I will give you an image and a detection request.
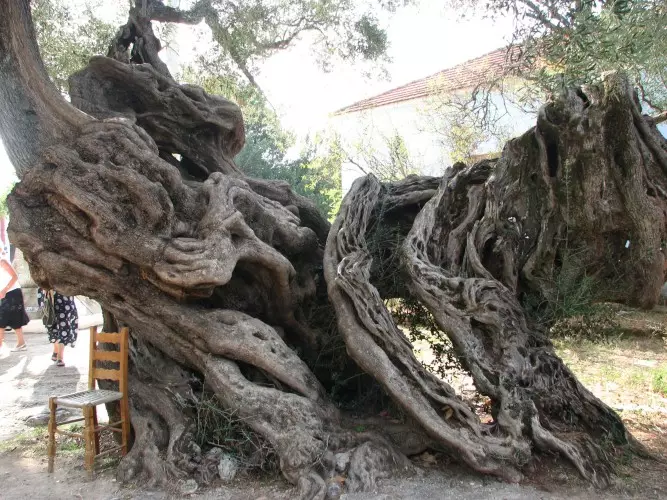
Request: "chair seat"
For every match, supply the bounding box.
[54,389,123,408]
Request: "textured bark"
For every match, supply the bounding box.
[1,1,665,497]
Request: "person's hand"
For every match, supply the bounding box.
[0,290,6,300]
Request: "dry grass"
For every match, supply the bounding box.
[554,306,667,403]
[0,422,122,472]
[410,303,667,460]
[553,306,667,461]
[0,424,83,457]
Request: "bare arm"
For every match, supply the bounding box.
[0,260,18,299]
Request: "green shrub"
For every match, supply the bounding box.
[390,297,462,380]
[653,368,667,396]
[524,247,622,341]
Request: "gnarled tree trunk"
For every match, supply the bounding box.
[1,1,665,498]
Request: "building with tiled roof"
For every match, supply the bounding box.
[334,48,513,116]
[330,47,537,193]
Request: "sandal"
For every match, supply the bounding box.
[10,344,27,352]
[56,359,65,367]
[51,353,58,362]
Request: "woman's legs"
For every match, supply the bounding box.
[56,342,65,364]
[14,327,25,347]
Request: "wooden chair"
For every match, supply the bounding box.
[47,326,131,478]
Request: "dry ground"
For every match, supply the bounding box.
[1,310,666,499]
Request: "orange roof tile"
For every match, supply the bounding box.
[334,47,515,115]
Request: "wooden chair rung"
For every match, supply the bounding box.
[95,445,123,459]
[54,429,84,439]
[48,326,131,477]
[92,368,121,381]
[95,425,123,434]
[95,332,121,343]
[55,417,85,426]
[93,350,121,362]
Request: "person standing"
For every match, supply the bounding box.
[38,288,78,366]
[0,249,29,351]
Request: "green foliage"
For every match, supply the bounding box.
[523,248,623,341]
[382,134,419,180]
[31,0,121,94]
[522,0,667,112]
[345,130,421,181]
[351,14,389,61]
[653,367,667,396]
[0,183,15,218]
[444,122,486,163]
[390,297,461,379]
[199,0,402,85]
[545,250,600,321]
[451,0,667,113]
[31,0,406,94]
[419,76,521,164]
[239,133,343,220]
[421,102,500,164]
[181,66,342,218]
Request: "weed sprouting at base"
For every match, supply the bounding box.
[177,390,279,478]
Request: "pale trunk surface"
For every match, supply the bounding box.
[1,1,666,498]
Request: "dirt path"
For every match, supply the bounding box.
[0,325,107,440]
[1,324,667,499]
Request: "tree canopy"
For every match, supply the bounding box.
[180,65,342,218]
[0,184,13,218]
[109,0,410,90]
[32,0,120,93]
[436,0,666,142]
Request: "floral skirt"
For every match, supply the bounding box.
[38,289,79,347]
[0,288,30,329]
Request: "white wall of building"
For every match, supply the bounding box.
[331,98,443,193]
[329,90,538,194]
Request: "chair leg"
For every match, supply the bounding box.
[120,399,130,456]
[83,407,95,479]
[47,397,57,473]
[92,406,100,455]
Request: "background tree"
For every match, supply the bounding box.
[441,0,667,135]
[1,1,666,499]
[344,131,421,181]
[419,98,512,163]
[106,0,411,90]
[181,65,342,218]
[31,0,120,93]
[0,184,14,253]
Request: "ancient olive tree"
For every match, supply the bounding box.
[1,0,666,498]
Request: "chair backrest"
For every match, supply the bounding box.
[88,326,129,395]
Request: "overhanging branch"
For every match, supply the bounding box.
[142,0,212,24]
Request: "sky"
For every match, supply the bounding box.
[0,1,514,189]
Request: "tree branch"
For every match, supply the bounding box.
[140,0,211,24]
[636,78,666,114]
[520,0,561,31]
[652,111,667,125]
[345,156,370,176]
